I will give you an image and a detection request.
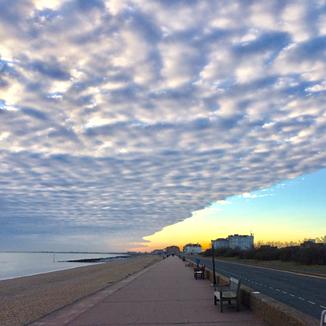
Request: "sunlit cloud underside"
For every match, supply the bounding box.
[0,0,325,251]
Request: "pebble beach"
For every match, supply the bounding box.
[0,255,160,326]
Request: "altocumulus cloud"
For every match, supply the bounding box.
[0,0,325,251]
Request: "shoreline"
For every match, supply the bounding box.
[0,255,160,326]
[0,258,125,282]
[0,253,130,281]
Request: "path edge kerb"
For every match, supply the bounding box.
[185,258,319,326]
[29,257,163,326]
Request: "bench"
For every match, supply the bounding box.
[194,265,205,279]
[321,310,326,326]
[214,277,240,312]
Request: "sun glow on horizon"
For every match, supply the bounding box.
[142,170,326,252]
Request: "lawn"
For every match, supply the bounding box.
[214,257,326,277]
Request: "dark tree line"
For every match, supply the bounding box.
[202,243,326,265]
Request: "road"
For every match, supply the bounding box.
[188,256,326,320]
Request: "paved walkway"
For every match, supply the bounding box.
[35,256,266,325]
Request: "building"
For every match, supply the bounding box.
[228,234,254,250]
[212,238,229,249]
[212,234,254,251]
[151,249,165,255]
[165,245,180,255]
[183,243,202,254]
[301,239,316,247]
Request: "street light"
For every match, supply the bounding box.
[211,240,217,286]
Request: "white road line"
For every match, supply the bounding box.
[269,286,274,290]
[282,291,287,294]
[275,289,281,292]
[308,301,316,305]
[320,305,326,309]
[289,294,295,297]
[214,258,326,280]
[298,297,305,301]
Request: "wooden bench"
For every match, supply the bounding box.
[214,277,240,312]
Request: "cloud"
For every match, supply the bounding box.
[0,0,325,250]
[29,59,71,80]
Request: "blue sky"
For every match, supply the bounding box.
[209,169,326,240]
[145,169,326,249]
[0,1,325,251]
[213,169,326,220]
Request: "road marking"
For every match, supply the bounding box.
[193,256,325,313]
[214,258,326,280]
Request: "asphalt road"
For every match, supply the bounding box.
[188,256,326,320]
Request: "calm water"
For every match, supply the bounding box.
[0,252,127,280]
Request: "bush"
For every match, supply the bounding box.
[292,245,326,265]
[202,243,326,265]
[253,245,280,261]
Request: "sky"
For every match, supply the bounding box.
[145,169,326,251]
[0,0,325,252]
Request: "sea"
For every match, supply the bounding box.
[0,252,128,281]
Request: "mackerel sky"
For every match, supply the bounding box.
[0,0,325,251]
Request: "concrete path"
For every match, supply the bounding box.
[35,256,266,325]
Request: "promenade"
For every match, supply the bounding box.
[34,255,265,325]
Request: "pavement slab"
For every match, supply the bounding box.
[35,256,266,326]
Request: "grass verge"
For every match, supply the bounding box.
[213,257,326,277]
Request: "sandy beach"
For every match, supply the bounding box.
[0,255,160,326]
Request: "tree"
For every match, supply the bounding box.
[316,235,326,244]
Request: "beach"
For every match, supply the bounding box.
[0,255,160,326]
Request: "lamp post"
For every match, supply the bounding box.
[211,240,217,286]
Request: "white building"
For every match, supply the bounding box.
[183,243,202,254]
[212,238,229,249]
[228,234,254,250]
[212,234,254,251]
